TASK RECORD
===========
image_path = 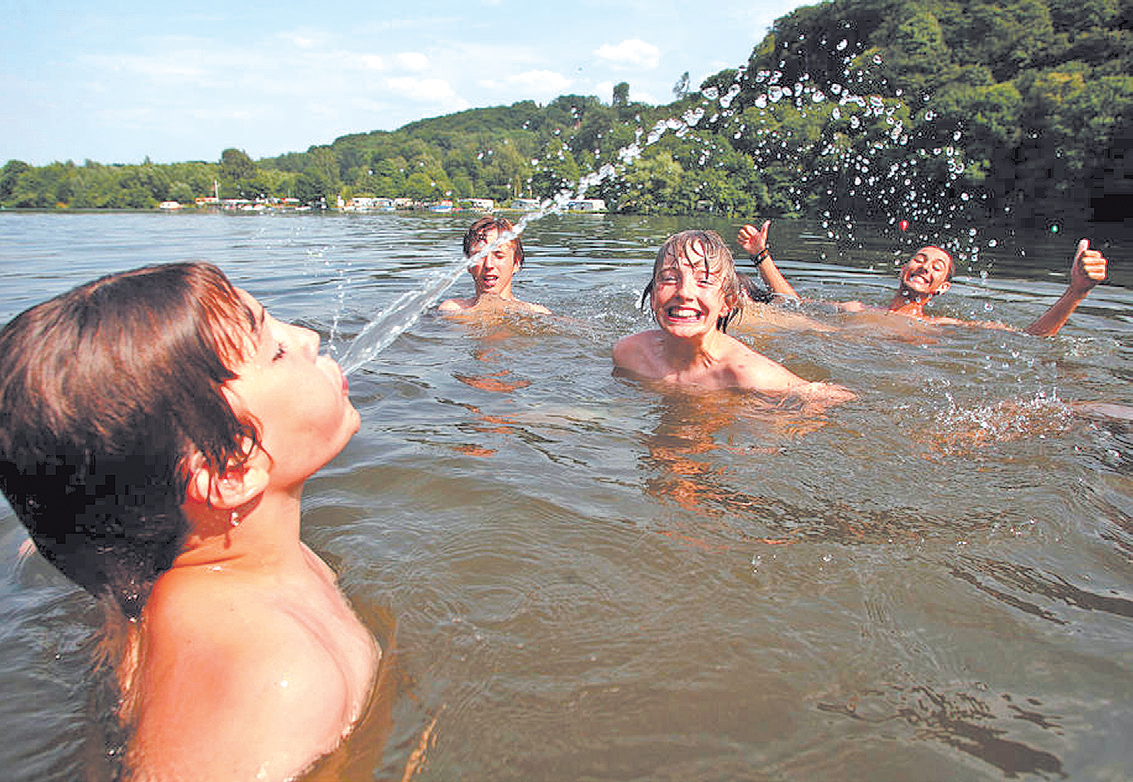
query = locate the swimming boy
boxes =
[738,220,1109,335]
[613,229,853,402]
[0,263,377,782]
[438,216,551,314]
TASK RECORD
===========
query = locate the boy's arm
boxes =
[738,221,802,300]
[733,344,855,405]
[1023,239,1108,336]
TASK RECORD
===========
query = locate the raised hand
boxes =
[737,220,770,257]
[1071,238,1108,293]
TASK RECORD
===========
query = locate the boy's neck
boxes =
[887,291,931,318]
[662,329,726,368]
[176,488,305,572]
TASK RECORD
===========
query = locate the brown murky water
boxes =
[1,212,1130,781]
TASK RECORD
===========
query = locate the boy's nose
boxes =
[297,325,319,357]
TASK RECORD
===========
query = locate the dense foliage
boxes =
[3,0,1129,223]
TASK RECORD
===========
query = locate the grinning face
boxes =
[650,239,734,340]
[467,227,520,299]
[899,246,953,298]
[221,290,360,488]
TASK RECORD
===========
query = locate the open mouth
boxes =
[663,306,705,323]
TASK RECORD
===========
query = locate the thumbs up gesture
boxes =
[1071,239,1107,293]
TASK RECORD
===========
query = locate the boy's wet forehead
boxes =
[471,228,512,254]
[910,247,950,268]
[658,240,722,276]
[216,287,263,362]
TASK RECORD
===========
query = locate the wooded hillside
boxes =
[3,0,1128,224]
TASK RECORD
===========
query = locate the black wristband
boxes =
[751,249,770,266]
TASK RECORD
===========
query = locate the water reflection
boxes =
[952,557,1133,623]
[818,681,1067,778]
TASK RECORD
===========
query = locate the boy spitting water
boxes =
[0,263,378,782]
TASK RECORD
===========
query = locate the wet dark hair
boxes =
[639,230,742,332]
[737,272,773,304]
[463,216,525,266]
[0,263,260,619]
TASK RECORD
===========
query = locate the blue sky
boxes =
[1,0,807,166]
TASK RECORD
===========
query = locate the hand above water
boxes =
[738,220,770,257]
[1023,238,1109,336]
[1070,238,1108,294]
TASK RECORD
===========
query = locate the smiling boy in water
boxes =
[438,216,551,314]
[613,229,853,403]
[738,220,1109,335]
[0,263,377,782]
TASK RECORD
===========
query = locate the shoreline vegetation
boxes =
[2,0,1130,224]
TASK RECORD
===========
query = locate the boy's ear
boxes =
[935,281,951,296]
[185,441,270,509]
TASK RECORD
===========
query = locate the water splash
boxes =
[337,259,468,376]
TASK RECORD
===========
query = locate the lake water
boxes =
[0,211,1130,781]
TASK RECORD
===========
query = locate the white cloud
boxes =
[360,54,385,71]
[278,30,324,49]
[395,52,429,71]
[594,38,660,69]
[385,76,464,104]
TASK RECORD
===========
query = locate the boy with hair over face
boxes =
[613,229,853,404]
[439,216,550,314]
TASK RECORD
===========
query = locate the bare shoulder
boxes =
[500,297,551,315]
[437,297,474,313]
[131,574,366,782]
[612,330,663,375]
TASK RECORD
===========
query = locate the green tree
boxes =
[294,171,330,205]
[673,72,691,100]
[219,148,257,197]
[0,160,31,203]
[305,147,341,196]
[612,82,630,107]
[531,140,581,198]
[404,171,437,201]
